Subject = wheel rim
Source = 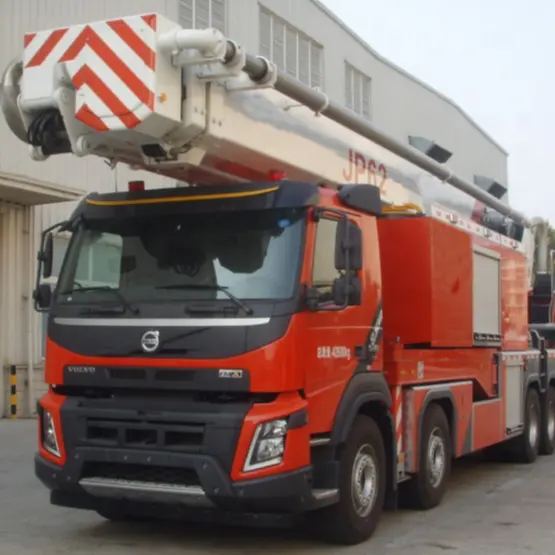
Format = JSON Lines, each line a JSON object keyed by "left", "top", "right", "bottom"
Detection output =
{"left": 528, "top": 403, "right": 539, "bottom": 448}
{"left": 351, "top": 444, "right": 378, "bottom": 518}
{"left": 427, "top": 427, "right": 446, "bottom": 489}
{"left": 548, "top": 401, "right": 555, "bottom": 442}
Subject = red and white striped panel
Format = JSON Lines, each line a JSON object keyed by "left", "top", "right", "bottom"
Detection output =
{"left": 393, "top": 386, "right": 403, "bottom": 455}
{"left": 22, "top": 14, "right": 157, "bottom": 132}
{"left": 431, "top": 204, "right": 525, "bottom": 253}
{"left": 501, "top": 353, "right": 539, "bottom": 362}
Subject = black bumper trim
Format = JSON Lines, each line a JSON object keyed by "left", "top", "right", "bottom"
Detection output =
{"left": 36, "top": 452, "right": 317, "bottom": 516}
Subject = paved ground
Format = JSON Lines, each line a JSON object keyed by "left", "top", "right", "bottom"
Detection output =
{"left": 1, "top": 419, "right": 555, "bottom": 555}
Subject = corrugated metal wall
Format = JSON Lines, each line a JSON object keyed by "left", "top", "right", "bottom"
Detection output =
{"left": 0, "top": 202, "right": 65, "bottom": 417}
{"left": 0, "top": 202, "right": 30, "bottom": 365}
{"left": 0, "top": 0, "right": 178, "bottom": 190}
{"left": 0, "top": 0, "right": 182, "bottom": 416}
{"left": 0, "top": 201, "right": 32, "bottom": 416}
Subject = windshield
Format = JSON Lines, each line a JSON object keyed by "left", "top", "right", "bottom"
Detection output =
{"left": 55, "top": 208, "right": 305, "bottom": 305}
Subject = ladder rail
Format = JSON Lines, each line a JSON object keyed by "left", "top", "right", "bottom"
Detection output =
{"left": 235, "top": 47, "right": 530, "bottom": 228}
{"left": 0, "top": 22, "right": 534, "bottom": 229}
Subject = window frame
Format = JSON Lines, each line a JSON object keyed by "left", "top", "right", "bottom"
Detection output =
{"left": 345, "top": 62, "right": 372, "bottom": 119}
{"left": 178, "top": 0, "right": 227, "bottom": 34}
{"left": 259, "top": 7, "right": 324, "bottom": 90}
{"left": 310, "top": 214, "right": 342, "bottom": 294}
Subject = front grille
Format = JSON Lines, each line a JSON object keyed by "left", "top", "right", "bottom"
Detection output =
{"left": 82, "top": 462, "right": 199, "bottom": 486}
{"left": 84, "top": 417, "right": 205, "bottom": 452}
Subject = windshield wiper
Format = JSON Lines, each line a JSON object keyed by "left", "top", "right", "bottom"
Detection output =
{"left": 155, "top": 284, "right": 254, "bottom": 315}
{"left": 184, "top": 303, "right": 239, "bottom": 316}
{"left": 80, "top": 306, "right": 126, "bottom": 316}
{"left": 61, "top": 285, "right": 140, "bottom": 315}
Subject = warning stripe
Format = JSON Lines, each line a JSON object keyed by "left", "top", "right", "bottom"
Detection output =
{"left": 141, "top": 14, "right": 157, "bottom": 29}
{"left": 106, "top": 19, "right": 156, "bottom": 70}
{"left": 366, "top": 301, "right": 383, "bottom": 368}
{"left": 22, "top": 15, "right": 157, "bottom": 131}
{"left": 432, "top": 203, "right": 525, "bottom": 253}
{"left": 60, "top": 26, "right": 154, "bottom": 109}
{"left": 24, "top": 33, "right": 36, "bottom": 48}
{"left": 393, "top": 386, "right": 403, "bottom": 454}
{"left": 73, "top": 65, "right": 142, "bottom": 128}
{"left": 75, "top": 105, "right": 110, "bottom": 132}
{"left": 26, "top": 28, "right": 68, "bottom": 68}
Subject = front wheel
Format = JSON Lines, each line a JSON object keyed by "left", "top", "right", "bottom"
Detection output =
{"left": 306, "top": 415, "right": 386, "bottom": 545}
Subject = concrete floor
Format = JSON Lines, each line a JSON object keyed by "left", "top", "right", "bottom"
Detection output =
{"left": 1, "top": 419, "right": 555, "bottom": 555}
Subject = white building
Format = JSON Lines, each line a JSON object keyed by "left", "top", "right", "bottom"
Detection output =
{"left": 0, "top": 0, "right": 508, "bottom": 416}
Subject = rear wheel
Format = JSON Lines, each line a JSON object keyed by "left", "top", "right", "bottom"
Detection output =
{"left": 306, "top": 415, "right": 386, "bottom": 545}
{"left": 402, "top": 403, "right": 451, "bottom": 510}
{"left": 511, "top": 387, "right": 540, "bottom": 463}
{"left": 540, "top": 386, "right": 555, "bottom": 455}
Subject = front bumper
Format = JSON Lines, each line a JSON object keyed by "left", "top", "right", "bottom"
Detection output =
{"left": 35, "top": 451, "right": 316, "bottom": 518}
{"left": 35, "top": 393, "right": 326, "bottom": 519}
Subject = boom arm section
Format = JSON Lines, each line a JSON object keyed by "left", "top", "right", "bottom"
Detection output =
{"left": 0, "top": 12, "right": 531, "bottom": 229}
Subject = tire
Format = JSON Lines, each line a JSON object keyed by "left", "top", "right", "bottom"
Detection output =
{"left": 540, "top": 386, "right": 555, "bottom": 455}
{"left": 511, "top": 387, "right": 541, "bottom": 463}
{"left": 402, "top": 403, "right": 451, "bottom": 510}
{"left": 306, "top": 415, "right": 386, "bottom": 545}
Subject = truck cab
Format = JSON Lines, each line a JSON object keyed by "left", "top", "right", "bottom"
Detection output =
{"left": 35, "top": 179, "right": 393, "bottom": 544}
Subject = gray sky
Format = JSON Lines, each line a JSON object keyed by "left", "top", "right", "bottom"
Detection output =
{"left": 321, "top": 0, "right": 555, "bottom": 223}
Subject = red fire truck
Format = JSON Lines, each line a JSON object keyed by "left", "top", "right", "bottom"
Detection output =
{"left": 2, "top": 13, "right": 554, "bottom": 545}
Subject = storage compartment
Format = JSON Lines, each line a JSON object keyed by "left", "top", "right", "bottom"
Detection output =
{"left": 472, "top": 245, "right": 501, "bottom": 345}
{"left": 504, "top": 360, "right": 524, "bottom": 432}
{"left": 378, "top": 216, "right": 473, "bottom": 347}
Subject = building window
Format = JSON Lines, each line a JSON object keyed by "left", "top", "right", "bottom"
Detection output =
{"left": 179, "top": 0, "right": 226, "bottom": 33}
{"left": 259, "top": 8, "right": 324, "bottom": 90}
{"left": 311, "top": 218, "right": 341, "bottom": 299}
{"left": 345, "top": 63, "right": 371, "bottom": 119}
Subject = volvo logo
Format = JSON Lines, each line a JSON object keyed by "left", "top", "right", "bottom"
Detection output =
{"left": 67, "top": 366, "right": 96, "bottom": 374}
{"left": 141, "top": 330, "right": 160, "bottom": 353}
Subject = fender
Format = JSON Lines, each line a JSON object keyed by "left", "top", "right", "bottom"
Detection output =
{"left": 524, "top": 373, "right": 540, "bottom": 393}
{"left": 524, "top": 344, "right": 544, "bottom": 394}
{"left": 416, "top": 390, "right": 458, "bottom": 464}
{"left": 328, "top": 372, "right": 396, "bottom": 508}
{"left": 330, "top": 372, "right": 392, "bottom": 446}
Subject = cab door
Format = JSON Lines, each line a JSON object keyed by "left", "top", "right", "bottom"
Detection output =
{"left": 301, "top": 208, "right": 383, "bottom": 435}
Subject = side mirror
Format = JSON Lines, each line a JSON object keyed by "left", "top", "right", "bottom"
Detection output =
{"left": 335, "top": 219, "right": 362, "bottom": 271}
{"left": 332, "top": 275, "right": 362, "bottom": 306}
{"left": 33, "top": 283, "right": 52, "bottom": 311}
{"left": 40, "top": 233, "right": 54, "bottom": 279}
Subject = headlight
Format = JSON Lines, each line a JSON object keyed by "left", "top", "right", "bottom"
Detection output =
{"left": 243, "top": 418, "right": 288, "bottom": 472}
{"left": 42, "top": 410, "right": 61, "bottom": 458}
